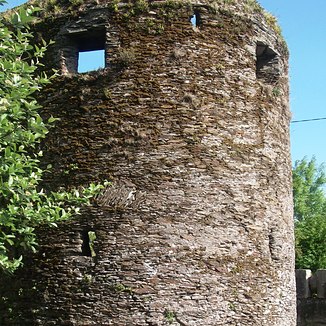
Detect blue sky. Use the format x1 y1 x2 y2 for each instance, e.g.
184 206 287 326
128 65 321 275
0 0 24 11
2 0 325 165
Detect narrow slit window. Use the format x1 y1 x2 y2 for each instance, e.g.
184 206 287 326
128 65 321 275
81 230 96 257
78 49 105 73
190 12 201 28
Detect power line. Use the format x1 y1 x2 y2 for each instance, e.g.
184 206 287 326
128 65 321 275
291 117 326 124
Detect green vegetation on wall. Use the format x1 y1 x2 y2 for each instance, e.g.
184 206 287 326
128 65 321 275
0 1 103 272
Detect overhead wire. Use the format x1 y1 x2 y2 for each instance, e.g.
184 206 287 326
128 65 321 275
291 117 326 124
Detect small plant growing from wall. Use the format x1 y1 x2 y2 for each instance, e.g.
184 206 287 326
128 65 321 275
134 0 149 14
244 0 261 12
272 87 281 97
116 48 137 67
63 163 79 175
112 283 134 295
263 11 282 36
82 273 93 284
164 310 176 324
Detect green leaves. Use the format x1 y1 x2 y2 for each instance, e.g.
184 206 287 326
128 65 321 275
293 157 326 271
10 5 41 28
293 157 326 221
0 5 103 273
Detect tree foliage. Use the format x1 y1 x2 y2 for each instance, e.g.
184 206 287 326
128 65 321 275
0 2 102 272
293 157 326 271
293 157 326 221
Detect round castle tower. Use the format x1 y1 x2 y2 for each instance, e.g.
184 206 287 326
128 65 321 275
1 0 295 325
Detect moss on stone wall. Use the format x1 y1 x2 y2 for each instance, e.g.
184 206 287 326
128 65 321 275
6 0 285 41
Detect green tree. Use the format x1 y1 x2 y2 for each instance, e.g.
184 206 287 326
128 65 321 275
293 157 326 221
293 157 326 271
0 2 102 272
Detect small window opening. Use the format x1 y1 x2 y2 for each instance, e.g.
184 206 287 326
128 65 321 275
256 41 280 83
81 230 97 257
190 11 201 28
65 28 106 74
78 49 105 73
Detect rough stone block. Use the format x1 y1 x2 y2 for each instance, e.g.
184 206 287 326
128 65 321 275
296 269 312 298
316 269 326 298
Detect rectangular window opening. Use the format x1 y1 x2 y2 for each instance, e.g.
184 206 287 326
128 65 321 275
78 49 105 73
81 230 97 257
64 27 106 74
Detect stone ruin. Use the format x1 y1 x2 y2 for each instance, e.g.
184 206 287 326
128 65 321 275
0 0 296 325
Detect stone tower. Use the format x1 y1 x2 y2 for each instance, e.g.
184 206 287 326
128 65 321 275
0 0 296 325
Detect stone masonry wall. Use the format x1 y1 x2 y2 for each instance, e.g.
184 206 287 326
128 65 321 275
0 1 295 325
296 269 326 325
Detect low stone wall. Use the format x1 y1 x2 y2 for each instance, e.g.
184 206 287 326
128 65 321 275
296 269 326 325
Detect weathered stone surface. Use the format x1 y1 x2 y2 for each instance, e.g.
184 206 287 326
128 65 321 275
296 269 312 299
316 270 326 299
0 1 295 325
296 269 326 325
297 298 326 326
